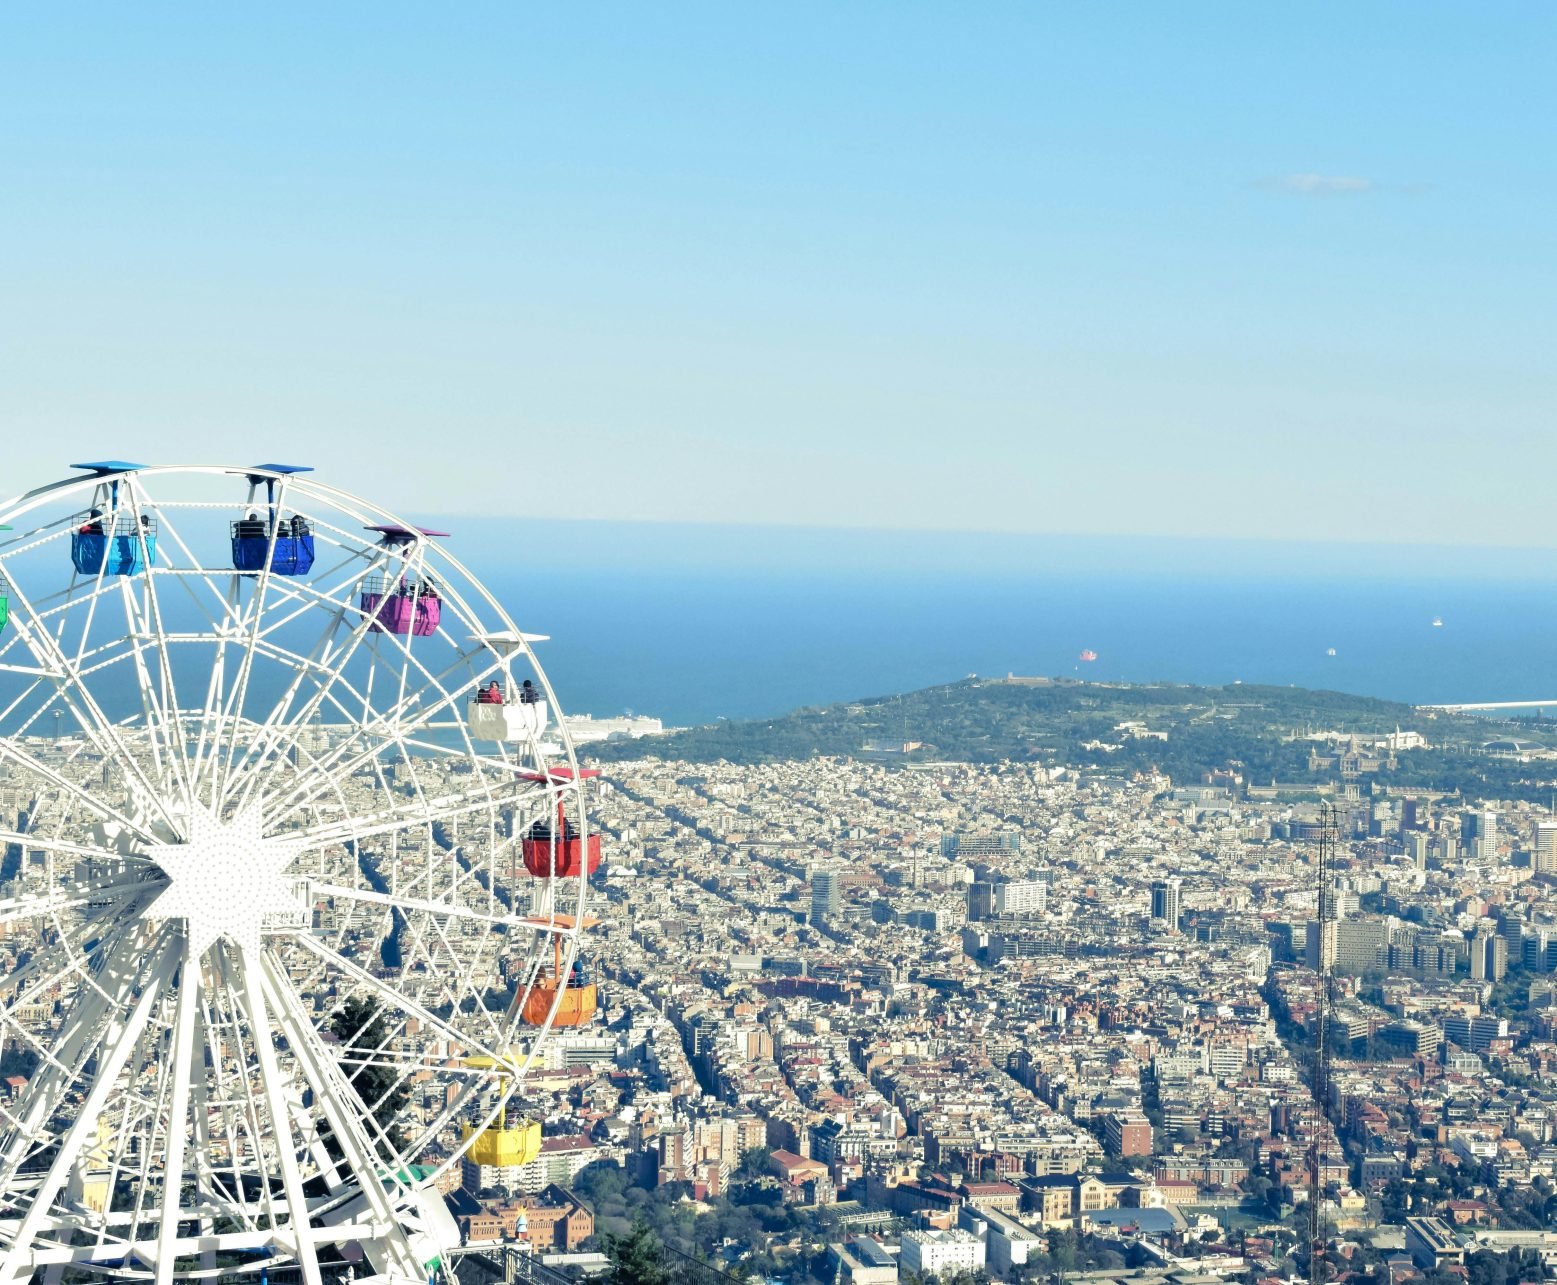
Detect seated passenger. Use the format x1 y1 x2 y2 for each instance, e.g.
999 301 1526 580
420 577 439 600
289 513 309 537
478 681 503 705
519 679 539 705
235 510 266 539
79 508 105 535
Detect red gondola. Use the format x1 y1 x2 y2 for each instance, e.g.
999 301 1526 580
520 769 602 878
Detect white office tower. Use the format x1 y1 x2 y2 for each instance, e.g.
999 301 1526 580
993 878 1048 916
1536 821 1557 876
811 868 842 923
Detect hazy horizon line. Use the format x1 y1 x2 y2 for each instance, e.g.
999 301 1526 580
416 512 1557 581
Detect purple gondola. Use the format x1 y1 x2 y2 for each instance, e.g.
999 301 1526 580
358 524 449 637
359 575 441 636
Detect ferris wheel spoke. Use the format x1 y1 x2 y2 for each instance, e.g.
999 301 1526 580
52 542 192 835
0 939 174 1285
214 547 406 815
287 929 512 1069
397 912 513 1050
231 944 323 1285
194 983 259 1234
0 935 136 1140
100 588 191 812
227 652 433 828
0 826 152 867
257 955 428 1281
0 877 152 929
0 928 157 1186
205 522 352 815
120 516 212 812
284 776 533 854
152 955 201 1285
0 695 161 844
306 880 545 931
208 960 281 1238
239 623 500 827
218 612 372 818
0 603 181 838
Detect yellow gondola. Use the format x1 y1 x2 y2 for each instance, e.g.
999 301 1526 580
460 1054 542 1167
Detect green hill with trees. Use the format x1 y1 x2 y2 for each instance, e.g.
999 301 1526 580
586 677 1557 801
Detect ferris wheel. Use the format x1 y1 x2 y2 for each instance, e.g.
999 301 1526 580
0 463 604 1285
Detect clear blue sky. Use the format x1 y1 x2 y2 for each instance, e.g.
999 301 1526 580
3 4 1553 546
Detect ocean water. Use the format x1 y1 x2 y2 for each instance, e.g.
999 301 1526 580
488 566 1557 728
11 514 1557 733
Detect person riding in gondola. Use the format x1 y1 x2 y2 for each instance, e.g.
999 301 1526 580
519 679 539 705
79 508 105 535
477 680 503 705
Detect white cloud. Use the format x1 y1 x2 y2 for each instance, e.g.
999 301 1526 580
1261 173 1374 196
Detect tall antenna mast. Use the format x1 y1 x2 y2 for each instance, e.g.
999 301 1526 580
1309 801 1337 1285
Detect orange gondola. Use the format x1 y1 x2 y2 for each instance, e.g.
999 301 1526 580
518 915 599 1029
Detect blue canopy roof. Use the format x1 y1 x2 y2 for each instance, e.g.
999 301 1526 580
70 461 147 474
249 463 314 475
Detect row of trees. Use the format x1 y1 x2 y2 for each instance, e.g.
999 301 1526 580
601 1213 1140 1285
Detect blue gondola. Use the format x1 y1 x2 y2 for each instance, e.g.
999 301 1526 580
231 516 315 575
232 463 316 576
71 514 157 576
68 461 156 577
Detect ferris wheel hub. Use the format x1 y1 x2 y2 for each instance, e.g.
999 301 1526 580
142 803 306 958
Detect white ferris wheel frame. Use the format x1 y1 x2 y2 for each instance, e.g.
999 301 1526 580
0 463 599 1285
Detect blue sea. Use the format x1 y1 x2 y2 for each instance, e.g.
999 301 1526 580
451 523 1557 727
13 519 1557 732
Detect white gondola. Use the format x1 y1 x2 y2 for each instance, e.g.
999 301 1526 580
467 629 551 741
468 697 548 740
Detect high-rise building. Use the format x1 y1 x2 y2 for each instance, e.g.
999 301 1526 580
811 869 841 924
1523 930 1557 974
1470 929 1508 981
1308 917 1392 974
1401 798 1427 832
1463 809 1498 862
941 832 1021 861
993 879 1047 917
1536 822 1557 876
1442 1014 1509 1052
1149 878 1181 933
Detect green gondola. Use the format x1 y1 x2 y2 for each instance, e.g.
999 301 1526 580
0 523 10 633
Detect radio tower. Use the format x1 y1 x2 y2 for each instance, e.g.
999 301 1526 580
1308 801 1338 1285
